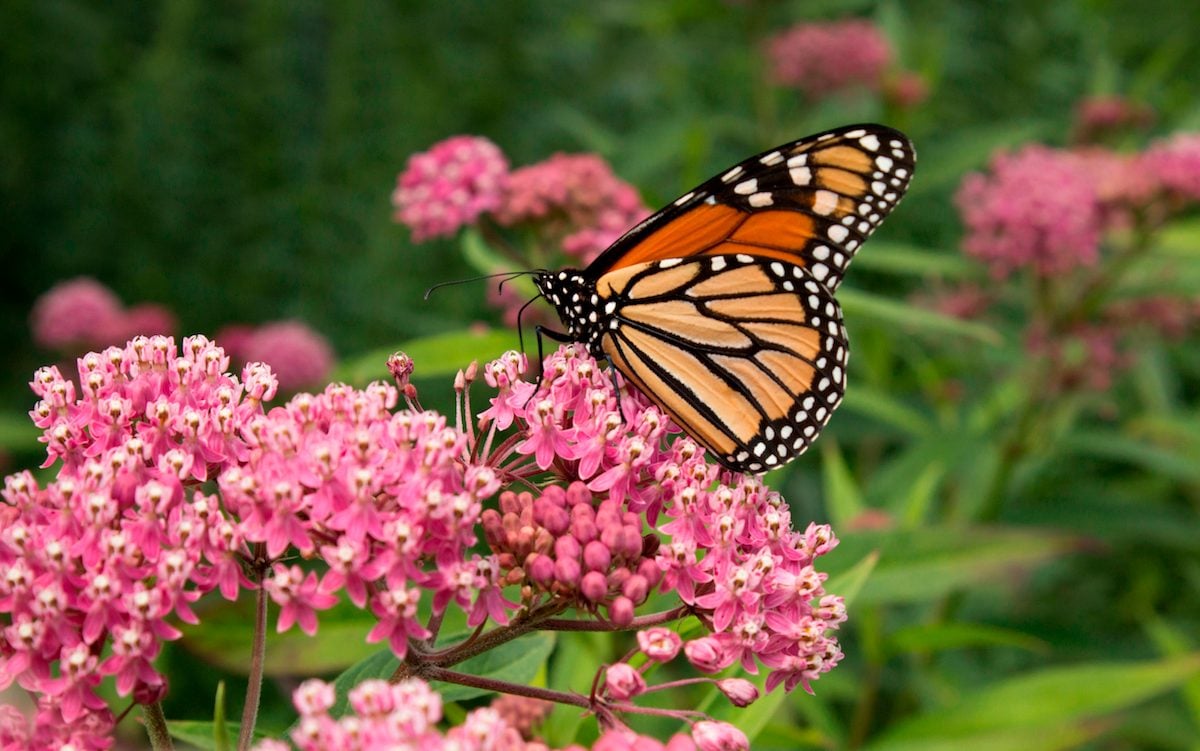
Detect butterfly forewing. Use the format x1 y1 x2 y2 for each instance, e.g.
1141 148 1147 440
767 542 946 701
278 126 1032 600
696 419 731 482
589 124 915 292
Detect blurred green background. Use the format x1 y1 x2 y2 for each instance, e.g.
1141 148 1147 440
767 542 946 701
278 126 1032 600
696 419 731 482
3 1 1200 749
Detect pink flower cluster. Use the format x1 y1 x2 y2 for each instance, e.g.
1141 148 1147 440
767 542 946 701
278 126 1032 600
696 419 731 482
478 346 847 694
956 145 1104 278
493 153 650 263
217 320 336 391
1141 132 1200 204
1071 95 1154 144
2 336 846 746
253 677 729 751
393 139 650 262
765 20 892 98
392 135 510 241
30 277 176 352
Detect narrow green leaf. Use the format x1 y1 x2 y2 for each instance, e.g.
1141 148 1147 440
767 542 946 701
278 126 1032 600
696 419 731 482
886 622 1049 657
1060 428 1200 483
214 681 230 751
825 550 879 608
874 654 1200 743
822 527 1075 605
895 461 944 529
821 441 864 528
434 631 557 702
841 385 932 438
852 241 978 279
168 721 251 751
864 723 1105 751
1144 618 1200 733
334 328 518 385
839 288 1001 345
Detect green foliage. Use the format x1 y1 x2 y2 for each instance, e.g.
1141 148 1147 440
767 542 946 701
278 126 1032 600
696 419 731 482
4 1 1200 749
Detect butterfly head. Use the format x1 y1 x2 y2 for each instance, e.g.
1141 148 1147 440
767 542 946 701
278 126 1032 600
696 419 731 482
534 269 607 352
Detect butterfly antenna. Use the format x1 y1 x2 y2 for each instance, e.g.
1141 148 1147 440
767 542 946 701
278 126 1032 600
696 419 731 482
424 270 533 300
514 292 545 354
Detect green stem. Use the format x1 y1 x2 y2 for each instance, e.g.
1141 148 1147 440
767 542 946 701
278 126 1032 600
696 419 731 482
238 547 269 751
143 700 174 750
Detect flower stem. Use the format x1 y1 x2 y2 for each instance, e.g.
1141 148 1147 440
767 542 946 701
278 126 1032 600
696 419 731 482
143 700 174 750
238 547 269 751
422 665 591 708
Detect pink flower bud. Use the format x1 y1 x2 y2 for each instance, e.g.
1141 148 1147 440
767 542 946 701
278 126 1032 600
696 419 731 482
555 556 581 585
527 553 555 586
621 573 648 603
616 526 643 559
666 734 697 751
716 678 759 707
565 481 592 506
684 637 730 673
572 517 598 545
609 595 634 627
555 535 581 561
583 540 612 571
692 721 749 751
637 557 662 588
604 662 646 700
581 570 608 602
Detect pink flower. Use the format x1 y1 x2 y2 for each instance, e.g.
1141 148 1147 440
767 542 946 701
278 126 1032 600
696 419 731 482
240 320 335 391
715 678 759 707
691 721 749 751
106 303 177 342
494 153 650 264
1072 95 1154 144
605 662 647 700
30 277 124 350
956 145 1102 278
1141 132 1200 203
765 20 891 98
392 135 510 241
266 563 339 636
637 627 683 662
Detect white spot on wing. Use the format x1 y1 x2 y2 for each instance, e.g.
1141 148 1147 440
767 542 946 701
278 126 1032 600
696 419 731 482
748 191 773 207
734 178 758 195
812 190 838 216
721 166 744 183
827 225 850 243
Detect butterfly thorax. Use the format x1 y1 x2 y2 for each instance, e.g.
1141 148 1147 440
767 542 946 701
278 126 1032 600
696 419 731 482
534 269 608 358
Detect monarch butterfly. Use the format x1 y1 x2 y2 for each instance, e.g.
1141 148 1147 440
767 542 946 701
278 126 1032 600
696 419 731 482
534 124 914 474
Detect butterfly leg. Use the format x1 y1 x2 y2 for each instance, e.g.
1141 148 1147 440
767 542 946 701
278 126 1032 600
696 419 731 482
526 325 574 405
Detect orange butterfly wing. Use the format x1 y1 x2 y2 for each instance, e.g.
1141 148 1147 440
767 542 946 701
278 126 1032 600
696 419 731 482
588 124 915 292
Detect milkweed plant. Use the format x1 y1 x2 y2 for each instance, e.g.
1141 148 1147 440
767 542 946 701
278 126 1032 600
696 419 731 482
0 334 845 750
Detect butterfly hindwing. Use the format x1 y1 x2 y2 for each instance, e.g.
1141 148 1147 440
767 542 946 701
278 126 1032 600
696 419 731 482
596 255 847 474
589 124 915 292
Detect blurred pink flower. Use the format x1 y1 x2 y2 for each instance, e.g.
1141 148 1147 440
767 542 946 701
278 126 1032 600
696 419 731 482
495 153 650 260
240 320 335 391
765 20 891 98
956 145 1102 278
106 303 177 342
1071 96 1154 144
883 70 929 109
1141 132 1200 204
30 277 124 350
393 135 510 241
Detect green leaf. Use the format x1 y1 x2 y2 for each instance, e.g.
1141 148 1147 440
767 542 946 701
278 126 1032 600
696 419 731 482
905 120 1049 196
825 549 879 608
822 527 1075 605
333 328 518 385
167 721 252 751
870 654 1200 746
1059 428 1200 484
886 622 1049 657
326 631 556 715
821 441 864 528
0 412 39 452
852 241 978 279
434 631 557 702
838 288 1001 345
863 724 1105 751
213 681 231 751
181 599 379 676
841 385 932 438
